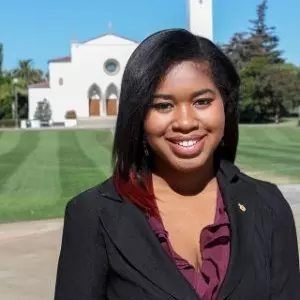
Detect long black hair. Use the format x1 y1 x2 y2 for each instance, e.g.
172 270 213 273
112 29 240 181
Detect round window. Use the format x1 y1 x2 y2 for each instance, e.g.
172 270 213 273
104 59 120 75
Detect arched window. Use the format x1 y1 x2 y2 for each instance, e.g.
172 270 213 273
88 83 102 116
105 83 118 116
88 83 101 99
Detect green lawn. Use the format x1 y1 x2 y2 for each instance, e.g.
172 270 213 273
236 126 300 183
0 130 113 222
0 127 299 222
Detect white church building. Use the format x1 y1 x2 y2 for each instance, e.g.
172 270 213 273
28 0 213 126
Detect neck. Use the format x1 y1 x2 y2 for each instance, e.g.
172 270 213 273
152 157 217 196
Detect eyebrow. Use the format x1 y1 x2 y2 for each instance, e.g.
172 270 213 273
153 89 215 100
192 89 216 98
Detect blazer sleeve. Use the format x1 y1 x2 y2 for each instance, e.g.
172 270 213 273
54 196 109 300
270 186 300 299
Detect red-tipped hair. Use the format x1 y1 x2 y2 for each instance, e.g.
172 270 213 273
113 171 159 218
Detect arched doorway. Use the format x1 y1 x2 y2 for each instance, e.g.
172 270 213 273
105 83 118 116
88 83 101 116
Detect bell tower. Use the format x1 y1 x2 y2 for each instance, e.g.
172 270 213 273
188 0 213 40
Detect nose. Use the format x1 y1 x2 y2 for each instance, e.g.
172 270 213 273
172 104 199 132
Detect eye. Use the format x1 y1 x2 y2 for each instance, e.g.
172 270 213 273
194 98 213 107
150 102 173 111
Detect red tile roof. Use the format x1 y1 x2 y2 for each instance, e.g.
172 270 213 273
28 82 50 89
48 56 71 63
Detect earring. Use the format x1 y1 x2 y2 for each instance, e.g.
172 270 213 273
143 137 149 156
221 138 225 147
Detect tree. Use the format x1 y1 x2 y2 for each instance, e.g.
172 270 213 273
248 0 283 63
45 71 49 81
0 43 3 77
222 33 252 70
13 59 44 86
222 0 293 123
239 58 300 123
0 81 14 119
268 64 300 117
34 99 52 122
13 59 33 82
261 65 291 122
223 0 283 68
239 56 271 123
0 43 44 120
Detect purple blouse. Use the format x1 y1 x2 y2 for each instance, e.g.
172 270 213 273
148 190 230 300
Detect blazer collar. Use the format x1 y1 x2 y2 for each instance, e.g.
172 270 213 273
216 161 256 300
98 160 256 300
98 177 121 201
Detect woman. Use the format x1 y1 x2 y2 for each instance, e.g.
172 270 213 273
54 29 300 300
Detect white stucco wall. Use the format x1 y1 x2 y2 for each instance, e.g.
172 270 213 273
188 0 213 40
28 88 51 120
68 36 137 119
48 62 73 122
31 34 138 123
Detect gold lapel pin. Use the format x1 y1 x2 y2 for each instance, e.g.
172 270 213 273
238 203 247 212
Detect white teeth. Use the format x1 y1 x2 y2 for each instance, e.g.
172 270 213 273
177 140 197 147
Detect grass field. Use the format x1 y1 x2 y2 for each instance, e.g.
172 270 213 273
237 126 300 183
0 126 299 222
0 130 113 222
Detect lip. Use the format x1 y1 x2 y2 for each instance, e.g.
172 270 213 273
166 134 206 143
166 135 207 158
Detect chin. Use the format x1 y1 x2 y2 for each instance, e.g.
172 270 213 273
154 148 214 174
171 156 210 173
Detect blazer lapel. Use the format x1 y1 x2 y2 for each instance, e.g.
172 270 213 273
98 180 199 300
216 161 256 300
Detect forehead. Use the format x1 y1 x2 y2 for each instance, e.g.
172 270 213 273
156 60 214 90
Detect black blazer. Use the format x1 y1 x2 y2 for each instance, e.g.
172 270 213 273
54 160 300 300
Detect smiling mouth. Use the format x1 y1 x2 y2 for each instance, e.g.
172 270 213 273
176 140 199 148
167 134 206 145
166 136 207 158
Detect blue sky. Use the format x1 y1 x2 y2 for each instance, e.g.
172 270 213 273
1 0 299 72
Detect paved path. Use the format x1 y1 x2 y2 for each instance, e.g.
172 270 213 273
0 219 62 300
280 185 300 247
0 186 299 300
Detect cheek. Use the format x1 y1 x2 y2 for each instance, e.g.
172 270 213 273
201 100 225 134
144 111 170 138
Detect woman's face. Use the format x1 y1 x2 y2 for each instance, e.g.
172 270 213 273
144 60 225 173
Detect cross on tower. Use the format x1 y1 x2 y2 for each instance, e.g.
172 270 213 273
108 21 113 33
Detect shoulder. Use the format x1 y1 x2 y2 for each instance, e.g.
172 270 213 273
64 177 120 220
238 170 293 221
221 159 292 220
